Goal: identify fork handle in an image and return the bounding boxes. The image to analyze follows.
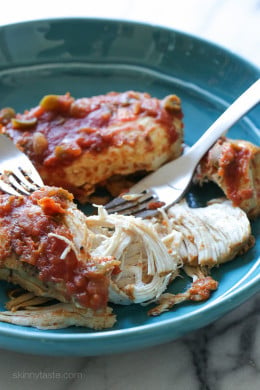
[189,79,260,161]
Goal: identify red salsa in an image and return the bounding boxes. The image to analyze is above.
[218,143,253,206]
[189,277,218,301]
[2,91,183,169]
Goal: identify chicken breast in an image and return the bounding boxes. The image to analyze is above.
[148,200,254,316]
[0,91,184,202]
[164,200,253,266]
[194,137,260,218]
[0,186,119,329]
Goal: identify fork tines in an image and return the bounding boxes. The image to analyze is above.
[0,167,41,196]
[104,190,162,218]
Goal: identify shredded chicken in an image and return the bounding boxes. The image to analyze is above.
[86,206,180,305]
[0,301,115,330]
[0,189,255,328]
[149,274,218,316]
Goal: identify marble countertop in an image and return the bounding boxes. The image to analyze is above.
[0,1,259,389]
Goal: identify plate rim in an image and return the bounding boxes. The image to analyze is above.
[0,16,259,73]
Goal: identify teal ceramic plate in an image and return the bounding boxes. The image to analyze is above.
[0,18,259,356]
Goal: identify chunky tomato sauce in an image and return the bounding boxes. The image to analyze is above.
[3,91,183,169]
[218,143,253,206]
[148,200,165,210]
[0,187,117,310]
[189,277,218,301]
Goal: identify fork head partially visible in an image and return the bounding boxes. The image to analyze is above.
[0,135,44,196]
[104,182,189,219]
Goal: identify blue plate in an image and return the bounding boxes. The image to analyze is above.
[0,18,259,356]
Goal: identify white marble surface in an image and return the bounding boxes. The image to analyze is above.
[0,0,259,389]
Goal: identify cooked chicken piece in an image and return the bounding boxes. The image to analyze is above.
[149,267,218,316]
[86,206,180,305]
[0,301,115,330]
[159,200,254,267]
[0,289,115,330]
[0,91,183,202]
[194,137,260,218]
[148,200,254,315]
[0,186,119,329]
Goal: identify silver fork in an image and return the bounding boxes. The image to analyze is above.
[105,79,260,218]
[0,135,44,196]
